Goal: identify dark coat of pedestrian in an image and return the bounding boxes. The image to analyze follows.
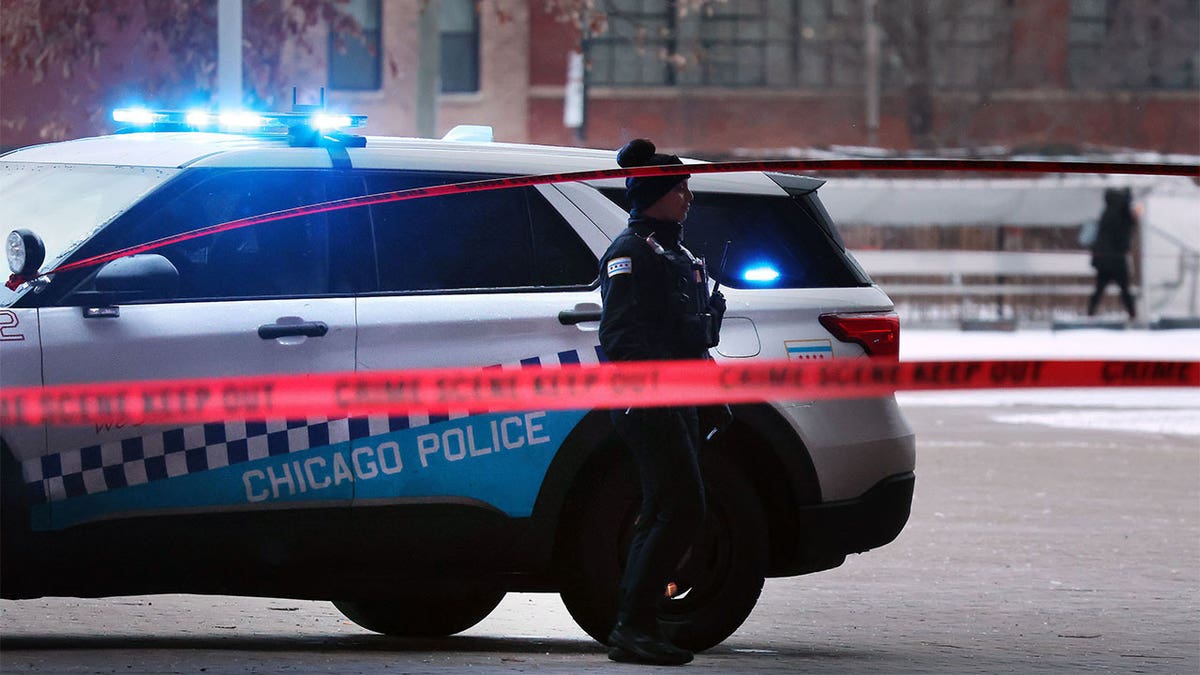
[1087,187,1138,319]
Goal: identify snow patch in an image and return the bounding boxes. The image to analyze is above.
[897,329,1200,435]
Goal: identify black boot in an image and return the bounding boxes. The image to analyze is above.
[607,621,693,666]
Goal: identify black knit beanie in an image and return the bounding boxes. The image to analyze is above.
[616,138,690,217]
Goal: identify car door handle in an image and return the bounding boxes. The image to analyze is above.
[257,321,329,340]
[558,308,602,325]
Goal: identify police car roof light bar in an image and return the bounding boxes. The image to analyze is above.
[111,107,367,135]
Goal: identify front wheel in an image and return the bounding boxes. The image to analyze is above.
[559,451,768,652]
[334,588,506,637]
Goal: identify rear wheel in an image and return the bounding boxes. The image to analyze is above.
[334,588,505,637]
[559,451,768,652]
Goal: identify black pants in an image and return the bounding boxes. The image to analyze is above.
[1088,256,1136,319]
[611,406,705,631]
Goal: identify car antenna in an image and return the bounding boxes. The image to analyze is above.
[712,240,732,293]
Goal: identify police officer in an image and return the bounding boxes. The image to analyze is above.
[599,138,726,666]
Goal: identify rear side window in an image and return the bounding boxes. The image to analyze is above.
[603,189,862,289]
[363,172,597,292]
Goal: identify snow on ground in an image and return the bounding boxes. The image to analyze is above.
[900,328,1200,361]
[897,329,1200,437]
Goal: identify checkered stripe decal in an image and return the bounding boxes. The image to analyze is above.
[22,346,607,504]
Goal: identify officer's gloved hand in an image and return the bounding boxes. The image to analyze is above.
[709,289,726,317]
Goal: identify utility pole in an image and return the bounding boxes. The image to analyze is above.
[416,0,442,138]
[565,48,587,142]
[217,0,243,110]
[864,0,881,147]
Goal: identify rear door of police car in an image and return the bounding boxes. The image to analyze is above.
[348,169,612,519]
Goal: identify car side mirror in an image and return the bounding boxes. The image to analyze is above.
[93,254,180,301]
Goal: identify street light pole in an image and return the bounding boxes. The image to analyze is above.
[864,0,881,147]
[416,0,442,138]
[218,0,243,110]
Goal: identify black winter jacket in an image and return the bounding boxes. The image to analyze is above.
[598,218,722,362]
[1091,188,1136,271]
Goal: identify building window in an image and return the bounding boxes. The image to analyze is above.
[1069,0,1199,89]
[586,0,1022,92]
[329,0,382,91]
[791,0,862,88]
[689,0,857,88]
[691,0,771,86]
[587,0,864,89]
[441,0,480,93]
[873,0,1012,94]
[927,0,1011,91]
[587,0,676,86]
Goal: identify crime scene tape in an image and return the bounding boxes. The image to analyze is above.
[6,157,1198,289]
[1,358,1196,428]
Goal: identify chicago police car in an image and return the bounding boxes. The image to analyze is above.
[0,109,914,650]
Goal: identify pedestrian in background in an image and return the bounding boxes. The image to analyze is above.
[597,138,726,666]
[1087,187,1138,320]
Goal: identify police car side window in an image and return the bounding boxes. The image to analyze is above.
[601,188,860,289]
[527,189,599,287]
[69,170,372,302]
[364,172,596,292]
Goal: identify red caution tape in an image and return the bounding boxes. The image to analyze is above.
[7,158,1198,289]
[1,359,1195,428]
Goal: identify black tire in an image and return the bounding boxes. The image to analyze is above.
[559,450,768,652]
[334,589,506,637]
[1,444,32,597]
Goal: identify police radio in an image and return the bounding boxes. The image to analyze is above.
[678,244,720,350]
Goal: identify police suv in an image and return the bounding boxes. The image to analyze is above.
[0,110,914,650]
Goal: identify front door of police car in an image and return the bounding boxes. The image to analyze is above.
[34,169,366,530]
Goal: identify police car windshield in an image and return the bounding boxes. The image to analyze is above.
[0,162,177,307]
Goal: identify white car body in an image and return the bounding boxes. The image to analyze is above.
[0,127,914,648]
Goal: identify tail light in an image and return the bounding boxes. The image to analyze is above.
[819,312,900,360]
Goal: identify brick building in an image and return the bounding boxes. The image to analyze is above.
[2,0,1197,157]
[524,0,1200,157]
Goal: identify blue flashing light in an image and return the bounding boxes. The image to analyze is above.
[742,265,781,283]
[219,111,266,130]
[186,110,213,127]
[112,108,158,125]
[313,114,353,131]
[110,108,368,135]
